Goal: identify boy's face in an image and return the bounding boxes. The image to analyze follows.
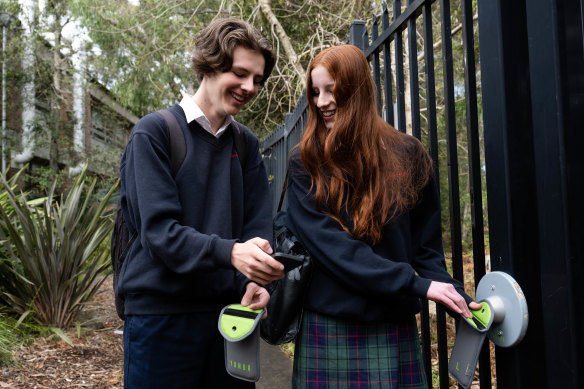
[203,47,265,120]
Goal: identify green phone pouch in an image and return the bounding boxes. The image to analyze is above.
[218,304,264,382]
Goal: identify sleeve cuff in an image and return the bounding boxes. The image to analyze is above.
[214,238,238,268]
[410,276,432,298]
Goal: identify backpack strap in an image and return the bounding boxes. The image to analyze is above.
[231,120,248,170]
[123,109,184,245]
[156,109,186,178]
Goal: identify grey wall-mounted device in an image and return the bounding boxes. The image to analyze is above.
[448,271,529,388]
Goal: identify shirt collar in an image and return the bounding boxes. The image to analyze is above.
[179,93,233,137]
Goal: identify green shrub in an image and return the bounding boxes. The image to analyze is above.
[0,164,116,329]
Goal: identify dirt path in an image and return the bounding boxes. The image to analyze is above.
[0,277,124,388]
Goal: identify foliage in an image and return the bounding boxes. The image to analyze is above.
[0,164,116,329]
[0,313,49,367]
[0,314,19,366]
[23,166,72,196]
[69,0,373,139]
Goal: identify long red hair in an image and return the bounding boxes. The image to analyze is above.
[298,44,433,244]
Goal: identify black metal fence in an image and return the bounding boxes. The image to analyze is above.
[260,0,584,388]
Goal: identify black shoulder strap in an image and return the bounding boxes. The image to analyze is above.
[231,120,248,170]
[120,110,183,257]
[156,109,186,178]
[277,169,289,212]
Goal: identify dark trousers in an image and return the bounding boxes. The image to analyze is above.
[123,311,255,389]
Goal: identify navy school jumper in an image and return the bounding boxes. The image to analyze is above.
[118,104,272,316]
[285,146,473,323]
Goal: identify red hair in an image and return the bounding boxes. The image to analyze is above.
[298,45,433,244]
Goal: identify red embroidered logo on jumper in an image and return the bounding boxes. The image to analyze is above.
[231,153,239,158]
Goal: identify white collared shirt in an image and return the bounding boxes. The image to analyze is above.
[179,93,233,138]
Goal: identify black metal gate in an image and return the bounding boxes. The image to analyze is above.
[260,1,584,387]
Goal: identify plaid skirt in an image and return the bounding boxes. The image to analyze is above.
[292,311,428,389]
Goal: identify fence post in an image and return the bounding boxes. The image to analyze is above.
[349,20,367,51]
[478,0,584,387]
[524,0,584,386]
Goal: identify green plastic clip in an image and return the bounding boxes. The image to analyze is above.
[220,304,263,341]
[464,301,493,332]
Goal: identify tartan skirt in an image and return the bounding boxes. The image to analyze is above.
[292,311,428,389]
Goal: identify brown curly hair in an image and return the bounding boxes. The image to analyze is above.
[191,18,275,85]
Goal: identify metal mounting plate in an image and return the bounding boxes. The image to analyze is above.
[476,271,529,347]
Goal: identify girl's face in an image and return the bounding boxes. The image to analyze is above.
[311,65,337,130]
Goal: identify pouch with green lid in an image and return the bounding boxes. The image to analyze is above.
[218,304,264,382]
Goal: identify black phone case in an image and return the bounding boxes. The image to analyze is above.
[272,252,303,273]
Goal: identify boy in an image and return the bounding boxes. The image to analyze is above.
[119,18,284,388]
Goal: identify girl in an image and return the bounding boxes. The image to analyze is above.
[287,45,480,388]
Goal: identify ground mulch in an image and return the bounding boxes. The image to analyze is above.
[0,276,124,388]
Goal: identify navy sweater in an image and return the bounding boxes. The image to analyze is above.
[119,104,272,315]
[286,147,472,322]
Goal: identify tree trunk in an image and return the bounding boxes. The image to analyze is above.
[50,15,62,171]
[258,0,306,85]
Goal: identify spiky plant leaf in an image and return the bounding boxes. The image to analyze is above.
[0,163,117,328]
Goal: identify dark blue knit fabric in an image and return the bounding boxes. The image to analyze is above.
[119,104,272,316]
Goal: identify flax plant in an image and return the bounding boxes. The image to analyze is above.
[0,165,116,329]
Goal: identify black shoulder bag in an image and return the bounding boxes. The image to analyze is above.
[260,169,313,345]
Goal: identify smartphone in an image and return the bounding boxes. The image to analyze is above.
[272,252,304,273]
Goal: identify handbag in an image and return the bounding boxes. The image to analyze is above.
[260,170,313,345]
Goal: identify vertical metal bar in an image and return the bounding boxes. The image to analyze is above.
[440,1,464,387]
[394,0,406,132]
[382,3,395,126]
[440,0,463,286]
[372,15,383,116]
[422,3,438,388]
[407,0,421,139]
[363,23,370,52]
[419,300,432,389]
[423,2,438,169]
[460,1,490,388]
[436,306,449,389]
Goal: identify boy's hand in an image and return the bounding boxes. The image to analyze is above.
[231,238,284,284]
[241,282,270,319]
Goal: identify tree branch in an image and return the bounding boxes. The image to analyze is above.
[258,0,306,85]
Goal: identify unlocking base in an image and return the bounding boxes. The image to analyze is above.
[448,272,529,388]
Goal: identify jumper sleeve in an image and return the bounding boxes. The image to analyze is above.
[409,176,474,304]
[239,134,273,246]
[122,114,236,274]
[286,151,430,298]
[234,131,273,295]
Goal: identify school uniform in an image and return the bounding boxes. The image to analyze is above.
[119,97,272,388]
[285,146,472,389]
